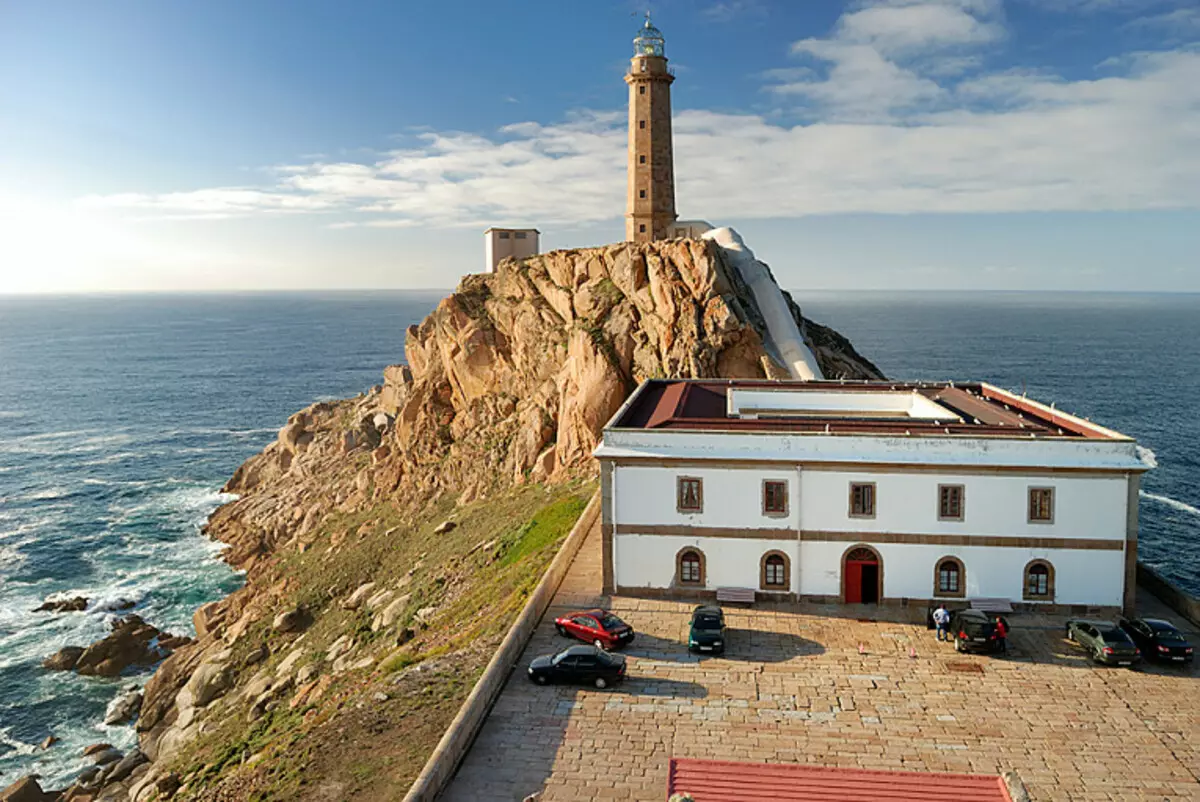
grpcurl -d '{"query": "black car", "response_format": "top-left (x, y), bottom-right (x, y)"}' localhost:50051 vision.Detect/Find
top-left (1118, 617), bottom-right (1194, 664)
top-left (527, 644), bottom-right (626, 689)
top-left (1065, 619), bottom-right (1141, 666)
top-left (688, 604), bottom-right (726, 654)
top-left (949, 609), bottom-right (1008, 654)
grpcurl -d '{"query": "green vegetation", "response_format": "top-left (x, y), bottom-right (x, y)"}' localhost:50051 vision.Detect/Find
top-left (171, 478), bottom-right (595, 801)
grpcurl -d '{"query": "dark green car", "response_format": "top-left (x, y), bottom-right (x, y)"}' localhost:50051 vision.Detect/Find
top-left (1066, 619), bottom-right (1141, 666)
top-left (688, 604), bottom-right (726, 654)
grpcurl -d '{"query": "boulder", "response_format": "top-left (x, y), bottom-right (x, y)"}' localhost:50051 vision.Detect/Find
top-left (272, 607), bottom-right (308, 634)
top-left (88, 748), bottom-right (123, 766)
top-left (0, 777), bottom-right (53, 802)
top-left (38, 736), bottom-right (56, 750)
top-left (33, 596), bottom-right (87, 613)
top-left (75, 615), bottom-right (183, 677)
top-left (184, 658), bottom-right (232, 708)
top-left (104, 689), bottom-right (143, 725)
top-left (371, 594), bottom-right (411, 632)
top-left (433, 520), bottom-right (457, 535)
top-left (105, 749), bottom-right (148, 783)
top-left (341, 582), bottom-right (376, 611)
top-left (42, 647), bottom-right (84, 671)
top-left (83, 743), bottom-right (114, 757)
top-left (192, 601), bottom-right (226, 639)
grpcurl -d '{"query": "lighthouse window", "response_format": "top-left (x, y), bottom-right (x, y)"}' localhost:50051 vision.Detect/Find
top-left (639, 155), bottom-right (646, 164)
top-left (639, 189), bottom-right (646, 199)
top-left (639, 224), bottom-right (646, 233)
top-left (639, 86), bottom-right (646, 95)
top-left (639, 120), bottom-right (646, 129)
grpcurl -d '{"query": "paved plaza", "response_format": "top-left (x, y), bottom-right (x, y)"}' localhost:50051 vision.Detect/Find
top-left (444, 520), bottom-right (1200, 802)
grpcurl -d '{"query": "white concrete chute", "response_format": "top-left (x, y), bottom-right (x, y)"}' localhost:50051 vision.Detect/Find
top-left (702, 227), bottom-right (823, 381)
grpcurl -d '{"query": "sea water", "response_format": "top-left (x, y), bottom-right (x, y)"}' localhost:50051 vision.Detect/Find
top-left (1, 289), bottom-right (1197, 786)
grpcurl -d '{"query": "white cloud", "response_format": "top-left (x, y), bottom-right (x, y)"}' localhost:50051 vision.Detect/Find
top-left (76, 3), bottom-right (1200, 228)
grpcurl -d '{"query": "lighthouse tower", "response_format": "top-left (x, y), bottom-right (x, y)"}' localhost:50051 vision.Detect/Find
top-left (625, 15), bottom-right (677, 242)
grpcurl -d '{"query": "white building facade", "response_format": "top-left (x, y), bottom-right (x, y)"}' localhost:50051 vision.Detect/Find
top-left (594, 380), bottom-right (1147, 614)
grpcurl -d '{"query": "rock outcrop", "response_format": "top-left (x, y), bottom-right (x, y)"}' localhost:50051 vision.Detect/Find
top-left (48, 616), bottom-right (192, 678)
top-left (214, 238), bottom-right (880, 568)
top-left (82, 237), bottom-right (880, 801)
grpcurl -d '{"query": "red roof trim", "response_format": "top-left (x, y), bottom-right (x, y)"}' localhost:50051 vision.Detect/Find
top-left (667, 758), bottom-right (1013, 802)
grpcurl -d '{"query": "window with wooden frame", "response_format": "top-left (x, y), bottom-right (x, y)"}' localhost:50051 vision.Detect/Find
top-left (934, 557), bottom-right (965, 597)
top-left (1024, 560), bottom-right (1054, 600)
top-left (760, 551), bottom-right (789, 590)
top-left (678, 548), bottom-right (704, 585)
top-left (677, 477), bottom-right (703, 513)
top-left (938, 484), bottom-right (965, 521)
top-left (1028, 487), bottom-right (1054, 523)
top-left (849, 482), bottom-right (876, 518)
top-left (762, 480), bottom-right (788, 517)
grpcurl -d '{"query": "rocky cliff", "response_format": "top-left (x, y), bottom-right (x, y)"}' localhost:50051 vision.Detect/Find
top-left (52, 237), bottom-right (880, 801)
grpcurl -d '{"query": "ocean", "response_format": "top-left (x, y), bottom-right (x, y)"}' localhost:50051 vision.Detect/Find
top-left (1, 289), bottom-right (1197, 786)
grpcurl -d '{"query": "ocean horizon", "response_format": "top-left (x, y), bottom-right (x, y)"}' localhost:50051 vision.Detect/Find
top-left (2, 288), bottom-right (1197, 785)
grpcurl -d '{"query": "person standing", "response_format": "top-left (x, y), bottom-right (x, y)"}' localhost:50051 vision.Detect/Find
top-left (933, 604), bottom-right (951, 642)
top-left (995, 617), bottom-right (1008, 654)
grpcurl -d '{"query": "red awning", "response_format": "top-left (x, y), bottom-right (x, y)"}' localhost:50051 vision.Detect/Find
top-left (667, 758), bottom-right (1013, 802)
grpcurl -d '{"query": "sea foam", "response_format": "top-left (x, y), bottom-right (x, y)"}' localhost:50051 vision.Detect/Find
top-left (1141, 491), bottom-right (1200, 518)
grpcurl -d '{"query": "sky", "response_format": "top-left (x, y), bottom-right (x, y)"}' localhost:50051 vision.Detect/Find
top-left (0, 0), bottom-right (1198, 293)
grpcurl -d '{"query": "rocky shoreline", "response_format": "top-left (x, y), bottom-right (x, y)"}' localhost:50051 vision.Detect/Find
top-left (4, 237), bottom-right (880, 801)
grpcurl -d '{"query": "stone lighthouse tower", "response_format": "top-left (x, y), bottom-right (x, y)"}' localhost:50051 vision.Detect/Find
top-left (625, 15), bottom-right (677, 242)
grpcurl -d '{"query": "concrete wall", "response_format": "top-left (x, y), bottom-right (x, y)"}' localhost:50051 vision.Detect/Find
top-left (1138, 562), bottom-right (1200, 627)
top-left (402, 492), bottom-right (600, 802)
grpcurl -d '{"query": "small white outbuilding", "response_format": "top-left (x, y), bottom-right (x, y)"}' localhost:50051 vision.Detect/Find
top-left (594, 379), bottom-right (1148, 615)
top-left (483, 228), bottom-right (539, 273)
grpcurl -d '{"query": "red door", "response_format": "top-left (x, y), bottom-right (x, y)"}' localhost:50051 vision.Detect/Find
top-left (845, 562), bottom-right (864, 603)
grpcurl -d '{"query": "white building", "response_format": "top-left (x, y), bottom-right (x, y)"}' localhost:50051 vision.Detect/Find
top-left (483, 228), bottom-right (539, 273)
top-left (593, 379), bottom-right (1148, 614)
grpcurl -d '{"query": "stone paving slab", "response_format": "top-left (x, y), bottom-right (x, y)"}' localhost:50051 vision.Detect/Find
top-left (443, 526), bottom-right (1200, 802)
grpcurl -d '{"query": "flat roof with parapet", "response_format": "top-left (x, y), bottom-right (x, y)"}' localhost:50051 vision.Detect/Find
top-left (608, 378), bottom-right (1130, 441)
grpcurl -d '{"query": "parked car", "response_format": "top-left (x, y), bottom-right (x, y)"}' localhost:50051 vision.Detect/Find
top-left (688, 604), bottom-right (726, 654)
top-left (1118, 617), bottom-right (1194, 664)
top-left (527, 644), bottom-right (627, 688)
top-left (949, 609), bottom-right (1009, 654)
top-left (1065, 619), bottom-right (1141, 666)
top-left (554, 609), bottom-right (635, 650)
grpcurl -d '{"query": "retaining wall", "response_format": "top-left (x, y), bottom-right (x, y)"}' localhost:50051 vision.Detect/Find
top-left (1137, 561), bottom-right (1200, 628)
top-left (403, 490), bottom-right (602, 802)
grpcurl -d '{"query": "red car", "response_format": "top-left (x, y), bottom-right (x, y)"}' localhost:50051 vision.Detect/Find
top-left (554, 609), bottom-right (635, 650)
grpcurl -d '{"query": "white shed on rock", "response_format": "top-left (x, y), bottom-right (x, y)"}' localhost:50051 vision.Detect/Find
top-left (483, 228), bottom-right (539, 273)
top-left (593, 379), bottom-right (1148, 615)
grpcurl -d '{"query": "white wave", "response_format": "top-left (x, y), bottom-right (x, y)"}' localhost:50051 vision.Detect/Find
top-left (0, 726), bottom-right (39, 757)
top-left (12, 486), bottom-right (72, 502)
top-left (0, 410), bottom-right (27, 419)
top-left (1141, 491), bottom-right (1200, 518)
top-left (1136, 446), bottom-right (1158, 469)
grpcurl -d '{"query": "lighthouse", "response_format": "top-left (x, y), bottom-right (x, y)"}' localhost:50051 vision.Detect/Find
top-left (625, 15), bottom-right (678, 242)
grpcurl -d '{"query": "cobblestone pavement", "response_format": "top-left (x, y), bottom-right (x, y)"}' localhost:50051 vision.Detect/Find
top-left (444, 523), bottom-right (1200, 802)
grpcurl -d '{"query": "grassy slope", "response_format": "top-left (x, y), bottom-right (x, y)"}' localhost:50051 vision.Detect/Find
top-left (170, 479), bottom-right (595, 802)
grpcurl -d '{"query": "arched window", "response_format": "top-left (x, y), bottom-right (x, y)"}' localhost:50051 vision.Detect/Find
top-left (934, 557), bottom-right (965, 598)
top-left (1024, 560), bottom-right (1055, 600)
top-left (760, 551), bottom-right (790, 591)
top-left (677, 548), bottom-right (704, 585)
top-left (845, 547), bottom-right (877, 562)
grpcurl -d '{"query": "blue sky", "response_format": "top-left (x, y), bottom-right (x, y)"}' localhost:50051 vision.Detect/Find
top-left (1, 0), bottom-right (1197, 292)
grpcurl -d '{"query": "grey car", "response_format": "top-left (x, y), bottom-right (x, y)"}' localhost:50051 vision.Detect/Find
top-left (1065, 619), bottom-right (1141, 666)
